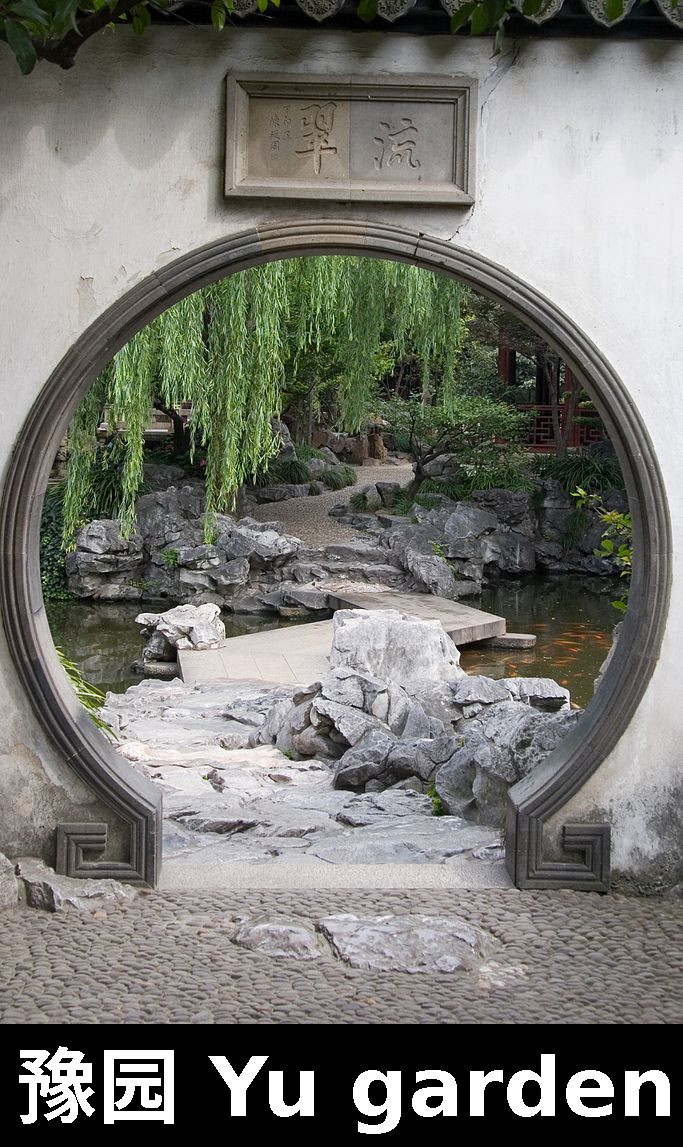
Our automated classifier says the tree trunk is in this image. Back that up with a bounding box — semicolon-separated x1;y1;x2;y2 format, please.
544;355;567;458
405;459;425;498
154;401;191;457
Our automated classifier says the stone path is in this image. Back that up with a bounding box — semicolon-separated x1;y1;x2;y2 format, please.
1;887;680;1024
251;460;413;546
179;620;333;684
104;677;509;890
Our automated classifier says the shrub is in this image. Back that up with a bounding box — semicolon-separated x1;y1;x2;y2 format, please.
427;779;444;816
162;548;179;568
349;491;368;512
317;465;357;490
40;484;71;602
573;487;632;611
251;458;312;487
295;444;327;462
541;451;624;493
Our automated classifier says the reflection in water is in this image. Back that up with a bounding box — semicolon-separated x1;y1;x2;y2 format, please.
463;575;620;708
46;574;620;709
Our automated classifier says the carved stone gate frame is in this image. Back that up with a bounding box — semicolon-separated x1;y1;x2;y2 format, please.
0;220;671;889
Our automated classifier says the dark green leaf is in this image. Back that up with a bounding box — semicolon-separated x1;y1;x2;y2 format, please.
211;0;226;28
53;0;81;34
5;18;38;73
357;0;378;22
131;4;150;33
8;0;50;27
450;2;477;32
470;3;493;34
256;0;268;12
522;0;545;14
603;0;625;20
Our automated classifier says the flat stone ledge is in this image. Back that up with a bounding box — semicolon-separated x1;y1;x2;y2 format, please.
481;632;537;650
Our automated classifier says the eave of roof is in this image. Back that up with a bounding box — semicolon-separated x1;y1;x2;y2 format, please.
162;0;683;36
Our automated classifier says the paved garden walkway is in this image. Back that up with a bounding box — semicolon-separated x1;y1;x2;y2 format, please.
250;460;413;546
1;888;680;1024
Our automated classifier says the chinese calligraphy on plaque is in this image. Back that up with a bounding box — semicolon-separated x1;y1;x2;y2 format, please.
296;102;338;175
373;118;421;171
226;75;476;203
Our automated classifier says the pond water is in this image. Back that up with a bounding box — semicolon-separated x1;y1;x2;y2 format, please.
45;603;327;697
463;575;620;708
46;573;620;710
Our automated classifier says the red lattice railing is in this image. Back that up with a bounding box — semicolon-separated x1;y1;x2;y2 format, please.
517;404;606;453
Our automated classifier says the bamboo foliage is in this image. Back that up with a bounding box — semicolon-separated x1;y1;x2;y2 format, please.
63;256;466;543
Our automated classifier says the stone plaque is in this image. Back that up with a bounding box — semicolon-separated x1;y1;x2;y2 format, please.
225;74;476;204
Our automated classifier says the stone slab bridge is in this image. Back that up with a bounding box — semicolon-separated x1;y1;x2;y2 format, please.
177;593;524;686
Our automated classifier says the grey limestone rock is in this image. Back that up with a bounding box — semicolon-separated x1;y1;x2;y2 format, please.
232;914;327;960
318;912;497;973
16;857;135;913
136;602;225;651
500;676;570;711
330;608;465;688
0;852;19;909
435;702;581;825
75;518;144;557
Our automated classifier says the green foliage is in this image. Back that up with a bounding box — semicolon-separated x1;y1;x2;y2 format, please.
87;439;129;519
393;490;445;516
317;464;356;491
294;444;326;462
469;450;540;493
382;395;531;503
40;484;71;602
541;450;624;494
451;342;509;402
561;507;590;553
64;258;465;542
63;433;150;548
162;547;179;568
427;779;444;817
250;457;312;487
573;487;633;612
1;0;642;76
419;478;469;501
56;646;116;740
349;491;369;512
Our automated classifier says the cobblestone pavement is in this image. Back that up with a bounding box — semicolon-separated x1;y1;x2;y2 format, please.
1;888;681;1024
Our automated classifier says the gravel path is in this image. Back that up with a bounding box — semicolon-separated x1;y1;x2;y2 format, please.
251;461;414;546
1;887;681;1024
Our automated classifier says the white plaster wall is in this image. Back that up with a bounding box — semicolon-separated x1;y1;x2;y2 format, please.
0;29;681;883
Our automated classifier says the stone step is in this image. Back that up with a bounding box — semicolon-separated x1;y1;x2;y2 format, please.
480;632;537;650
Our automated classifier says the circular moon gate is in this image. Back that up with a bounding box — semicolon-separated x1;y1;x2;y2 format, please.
0;222;671;888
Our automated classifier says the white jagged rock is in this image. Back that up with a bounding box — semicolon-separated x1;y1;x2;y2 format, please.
329;608;465;687
136;602;226;650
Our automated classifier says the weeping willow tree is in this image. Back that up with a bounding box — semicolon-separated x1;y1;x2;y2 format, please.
62;257;466;544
